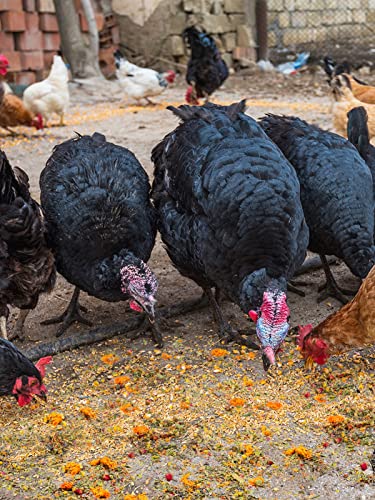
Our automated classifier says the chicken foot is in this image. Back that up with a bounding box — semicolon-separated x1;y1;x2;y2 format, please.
41;287;92;337
204;287;259;350
317;255;357;304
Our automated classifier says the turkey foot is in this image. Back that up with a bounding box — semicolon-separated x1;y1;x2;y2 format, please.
128;315;164;347
41;287;92;337
205;287;260;350
317;255;355;304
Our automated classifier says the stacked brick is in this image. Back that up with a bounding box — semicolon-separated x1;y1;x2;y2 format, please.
0;0;118;86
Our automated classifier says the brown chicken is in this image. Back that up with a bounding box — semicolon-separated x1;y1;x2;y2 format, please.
0;83;43;134
298;265;375;366
339;73;375;104
331;75;375;140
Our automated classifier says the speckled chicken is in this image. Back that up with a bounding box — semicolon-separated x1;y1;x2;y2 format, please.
0;339;51;406
260;114;375;304
298;265;375;366
40;132;161;345
151;101;309;370
0;150;55;340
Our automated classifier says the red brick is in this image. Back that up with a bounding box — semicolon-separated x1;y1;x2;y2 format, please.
0;0;22;11
0;31;15;51
99;47;115;78
43;32;60;51
15;30;43;51
43;50;55;68
14;71;36;85
25;12;39;31
39;13;58;32
232;46;256;61
23;0;36;11
2;51;21;72
1;11;26;32
80;12;105;32
20;50;43;70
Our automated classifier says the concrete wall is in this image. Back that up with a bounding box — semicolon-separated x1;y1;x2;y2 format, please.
268;0;375;60
112;0;257;69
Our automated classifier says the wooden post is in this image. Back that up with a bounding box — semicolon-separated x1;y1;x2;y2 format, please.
256;0;268;61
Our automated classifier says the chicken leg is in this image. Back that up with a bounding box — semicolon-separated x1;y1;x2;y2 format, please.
41;287;92;337
204;287;259;350
317;254;357;304
59;113;65;126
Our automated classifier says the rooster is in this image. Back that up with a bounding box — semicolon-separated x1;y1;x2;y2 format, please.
183;27;229;104
0;339;51;406
40;132;162;345
114;50;176;105
23;55;69;126
151;102;309;370
0;150;56;340
0;83;43;135
298;265;375;367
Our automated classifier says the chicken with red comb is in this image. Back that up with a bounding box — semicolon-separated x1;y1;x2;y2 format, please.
0;54;9;76
298;265;375;366
0;339;52;406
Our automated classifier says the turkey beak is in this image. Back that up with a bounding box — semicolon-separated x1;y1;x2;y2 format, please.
262;353;271;372
143;300;156;321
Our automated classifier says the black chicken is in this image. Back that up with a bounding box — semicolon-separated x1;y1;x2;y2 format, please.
183;27;229;104
40;132;162;345
323;56;351;84
0;338;51;406
261;114;375;304
0;150;55;340
151;101;309;370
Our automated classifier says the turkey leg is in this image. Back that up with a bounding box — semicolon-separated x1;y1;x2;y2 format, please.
317;255;357;304
41;287;92;337
204;287;259;350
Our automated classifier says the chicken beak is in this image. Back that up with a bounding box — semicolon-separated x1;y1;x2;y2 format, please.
304;356;314;371
36;391;47;403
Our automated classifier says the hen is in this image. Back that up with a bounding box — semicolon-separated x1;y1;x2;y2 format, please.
298;265;375;366
183;27;229;104
114;50;176;105
0;150;55;340
260;114;375;304
151;101;309;370
40;132;162;345
0;339;51;406
330;75;375;139
324;57;375;104
23;55;69;126
0;83;43;135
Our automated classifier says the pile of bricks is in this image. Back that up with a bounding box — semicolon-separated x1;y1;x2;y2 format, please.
0;0;117;86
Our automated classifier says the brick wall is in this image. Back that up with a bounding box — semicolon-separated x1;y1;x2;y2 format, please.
112;0;257;70
268;0;375;61
0;0;118;86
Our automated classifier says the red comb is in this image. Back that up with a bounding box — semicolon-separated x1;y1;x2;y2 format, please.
35;356;52;378
297;324;313;349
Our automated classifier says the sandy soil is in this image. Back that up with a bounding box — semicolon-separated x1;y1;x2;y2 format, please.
0;71;374;499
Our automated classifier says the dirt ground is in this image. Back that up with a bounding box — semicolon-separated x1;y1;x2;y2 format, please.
0;71;374;499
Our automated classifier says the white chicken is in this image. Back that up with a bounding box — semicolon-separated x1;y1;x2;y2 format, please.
114;50;176;105
23;55;69;126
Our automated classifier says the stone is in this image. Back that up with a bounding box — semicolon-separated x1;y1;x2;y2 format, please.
2;51;21;71
36;0;55;12
278;12;290;29
291;11;306;28
201;13;231;33
223;32;236;51
0;31;14;51
223;0;244;13
170;13;187;35
211;0;222;15
268;0;283;12
0;0;23;10
39;13;59;31
25;12;39;31
232;46;256;61
43;32;60;51
183;0;200;13
23;0;35;11
221;52;233;68
14;71;36;85
20;50;43;70
170;35;184;56
15;30;43;51
236;24;255;47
